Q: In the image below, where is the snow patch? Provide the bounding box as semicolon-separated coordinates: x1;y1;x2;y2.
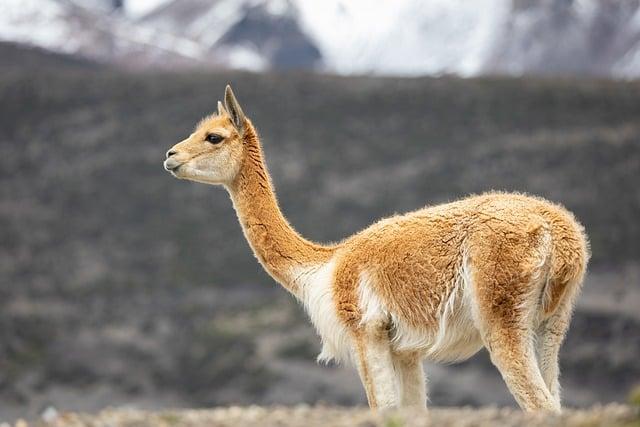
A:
124;0;173;18
225;45;268;71
292;0;510;76
0;0;73;52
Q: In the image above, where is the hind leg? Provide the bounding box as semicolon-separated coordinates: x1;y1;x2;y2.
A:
482;323;558;412
536;297;574;407
474;290;559;412
468;229;559;411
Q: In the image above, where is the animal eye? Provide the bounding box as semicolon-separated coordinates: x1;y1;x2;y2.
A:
205;134;224;144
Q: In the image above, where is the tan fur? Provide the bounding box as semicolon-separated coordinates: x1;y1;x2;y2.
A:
164;86;590;412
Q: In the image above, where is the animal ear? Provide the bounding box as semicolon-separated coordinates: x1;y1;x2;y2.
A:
217;100;228;116
224;85;246;134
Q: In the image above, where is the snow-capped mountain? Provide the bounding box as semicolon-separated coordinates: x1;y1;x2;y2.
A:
2;0;640;77
137;0;320;70
0;0;215;68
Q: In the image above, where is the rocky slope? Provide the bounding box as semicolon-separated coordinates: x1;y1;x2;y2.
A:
1;44;639;421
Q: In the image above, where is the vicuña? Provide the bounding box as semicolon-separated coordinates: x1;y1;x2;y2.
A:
164;85;589;412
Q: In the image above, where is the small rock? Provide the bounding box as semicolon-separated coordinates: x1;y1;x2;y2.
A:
42;406;59;423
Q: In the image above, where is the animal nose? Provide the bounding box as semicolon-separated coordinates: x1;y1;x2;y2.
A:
166;149;177;158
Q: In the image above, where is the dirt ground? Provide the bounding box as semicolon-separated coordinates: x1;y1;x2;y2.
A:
7;404;638;427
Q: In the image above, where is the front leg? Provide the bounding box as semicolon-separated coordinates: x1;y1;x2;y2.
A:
393;352;427;407
353;322;400;409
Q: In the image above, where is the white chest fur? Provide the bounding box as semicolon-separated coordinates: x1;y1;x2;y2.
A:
292;259;352;364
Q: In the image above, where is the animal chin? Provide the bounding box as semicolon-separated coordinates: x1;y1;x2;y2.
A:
164;165;183;179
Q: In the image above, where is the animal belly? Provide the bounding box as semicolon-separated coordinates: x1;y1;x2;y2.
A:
390;293;484;363
426;325;483;363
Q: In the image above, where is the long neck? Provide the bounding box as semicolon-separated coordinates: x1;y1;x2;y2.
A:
227;122;335;296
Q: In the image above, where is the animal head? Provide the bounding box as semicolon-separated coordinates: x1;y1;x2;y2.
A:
164;85;248;185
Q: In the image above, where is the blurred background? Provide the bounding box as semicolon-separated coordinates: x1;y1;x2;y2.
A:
1;0;639;422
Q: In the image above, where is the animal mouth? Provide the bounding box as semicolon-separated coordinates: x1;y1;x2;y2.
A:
164;158;182;173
